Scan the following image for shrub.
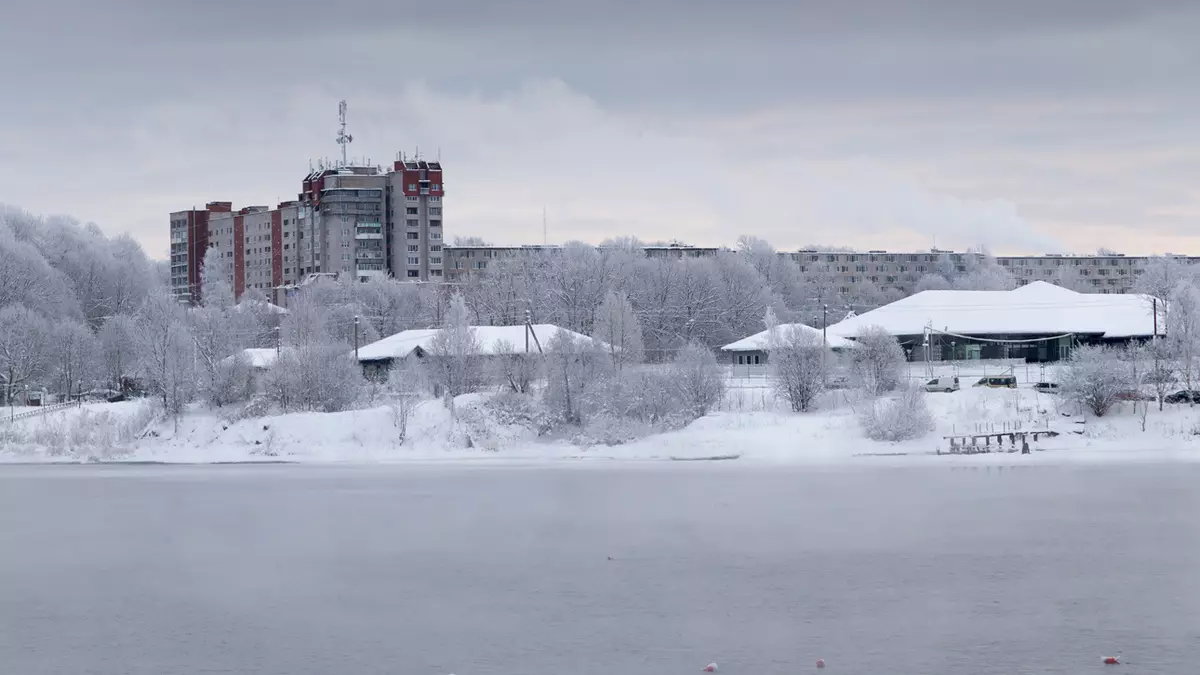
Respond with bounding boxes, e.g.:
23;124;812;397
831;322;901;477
858;386;934;442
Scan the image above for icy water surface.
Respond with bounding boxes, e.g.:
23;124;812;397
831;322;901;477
2;462;1199;674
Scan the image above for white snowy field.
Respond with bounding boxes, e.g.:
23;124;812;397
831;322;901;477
4;381;1200;465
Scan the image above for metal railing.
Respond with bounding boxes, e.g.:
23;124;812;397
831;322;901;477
2;400;82;424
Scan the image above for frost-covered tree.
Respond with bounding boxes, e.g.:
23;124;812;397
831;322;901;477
268;290;363;413
544;329;601;424
1059;345;1131;417
593;290;644;369
137;293;196;425
98;314;139;391
200;246;234;309
490;339;541;394
672;342;725;417
1168;280;1200;389
1143;337;1177;411
769;325;828;412
49;319;100;399
0;305;51;405
849;325;906;396
428;293;482;400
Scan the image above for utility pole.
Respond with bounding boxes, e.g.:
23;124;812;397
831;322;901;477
354;315;360;360
525;310;531;353
274;326;281;357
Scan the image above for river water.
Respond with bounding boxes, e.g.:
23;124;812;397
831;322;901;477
1;462;1199;674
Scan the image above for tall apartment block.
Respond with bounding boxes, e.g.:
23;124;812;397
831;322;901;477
170;156;444;305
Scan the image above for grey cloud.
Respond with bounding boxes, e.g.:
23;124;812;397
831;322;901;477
2;1;1199;257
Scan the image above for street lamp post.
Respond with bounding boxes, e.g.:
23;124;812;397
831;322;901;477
353;315;360;360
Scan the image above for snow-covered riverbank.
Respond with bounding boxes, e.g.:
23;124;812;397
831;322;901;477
5;384;1200;466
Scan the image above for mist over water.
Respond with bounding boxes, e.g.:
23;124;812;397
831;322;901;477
2;463;1199;674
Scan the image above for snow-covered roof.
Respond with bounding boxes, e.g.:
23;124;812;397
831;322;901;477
220;348;279;369
826;281;1164;339
356;324;606;362
721;323;855;351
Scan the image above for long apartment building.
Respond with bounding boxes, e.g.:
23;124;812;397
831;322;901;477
170;157;445;304
442;243;1168;296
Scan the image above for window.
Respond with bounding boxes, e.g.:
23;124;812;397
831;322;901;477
429;207;442;215
432;184;441;191
405;196;418;202
406;207;418;215
408;257;420;265
407;219;418;227
342;241;350;248
406;232;419;240
430;220;441;228
430;245;442;252
430;231;442;241
407;184;417;191
431;257;442;264
431;269;442;277
342;229;350;236
407;270;419;278
407;245;419;252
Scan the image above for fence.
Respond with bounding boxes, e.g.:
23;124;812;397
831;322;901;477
2;400;82;425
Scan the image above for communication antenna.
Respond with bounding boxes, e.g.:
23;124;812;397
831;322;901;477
336;100;353;167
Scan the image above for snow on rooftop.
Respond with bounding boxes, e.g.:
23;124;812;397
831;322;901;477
827;281;1164;339
721;323;855;351
220;348;279;369
356;324;606;362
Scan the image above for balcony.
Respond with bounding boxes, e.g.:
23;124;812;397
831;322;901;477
355;232;383;240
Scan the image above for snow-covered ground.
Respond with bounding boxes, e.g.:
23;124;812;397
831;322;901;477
5;381;1200;466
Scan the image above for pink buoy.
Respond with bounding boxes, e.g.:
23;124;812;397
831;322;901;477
703;663;718;672
816;659;826;668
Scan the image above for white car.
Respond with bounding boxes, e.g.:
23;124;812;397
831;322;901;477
924;376;960;393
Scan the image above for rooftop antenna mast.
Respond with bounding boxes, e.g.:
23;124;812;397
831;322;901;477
336;100;353;167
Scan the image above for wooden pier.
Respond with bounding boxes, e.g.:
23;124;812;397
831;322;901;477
939;430;1058;455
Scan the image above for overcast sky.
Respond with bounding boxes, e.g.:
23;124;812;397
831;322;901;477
2;0;1198;258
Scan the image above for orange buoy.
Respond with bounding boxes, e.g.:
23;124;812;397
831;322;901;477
1103;656;1120;665
703;663;718;672
816;659;826;668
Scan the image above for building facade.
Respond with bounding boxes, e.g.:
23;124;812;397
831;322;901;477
170;156;445;304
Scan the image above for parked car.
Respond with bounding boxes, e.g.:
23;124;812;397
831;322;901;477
924;376;960;393
973;375;1017;389
1032;382;1059;394
1165;390;1200;404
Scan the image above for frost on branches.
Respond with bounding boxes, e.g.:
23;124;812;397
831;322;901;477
764;315;829;413
1059;345;1131;417
849;325;905;396
858;386;934;442
427;293;483;400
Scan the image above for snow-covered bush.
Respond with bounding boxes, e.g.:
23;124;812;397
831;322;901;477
1059;345;1131;417
849;325;905;396
768;326;828;412
489;340;541;394
266;346;362;413
672;342;725;417
208;352;254;408
486;390;555;435
858;385;934;442
575;412;656;446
